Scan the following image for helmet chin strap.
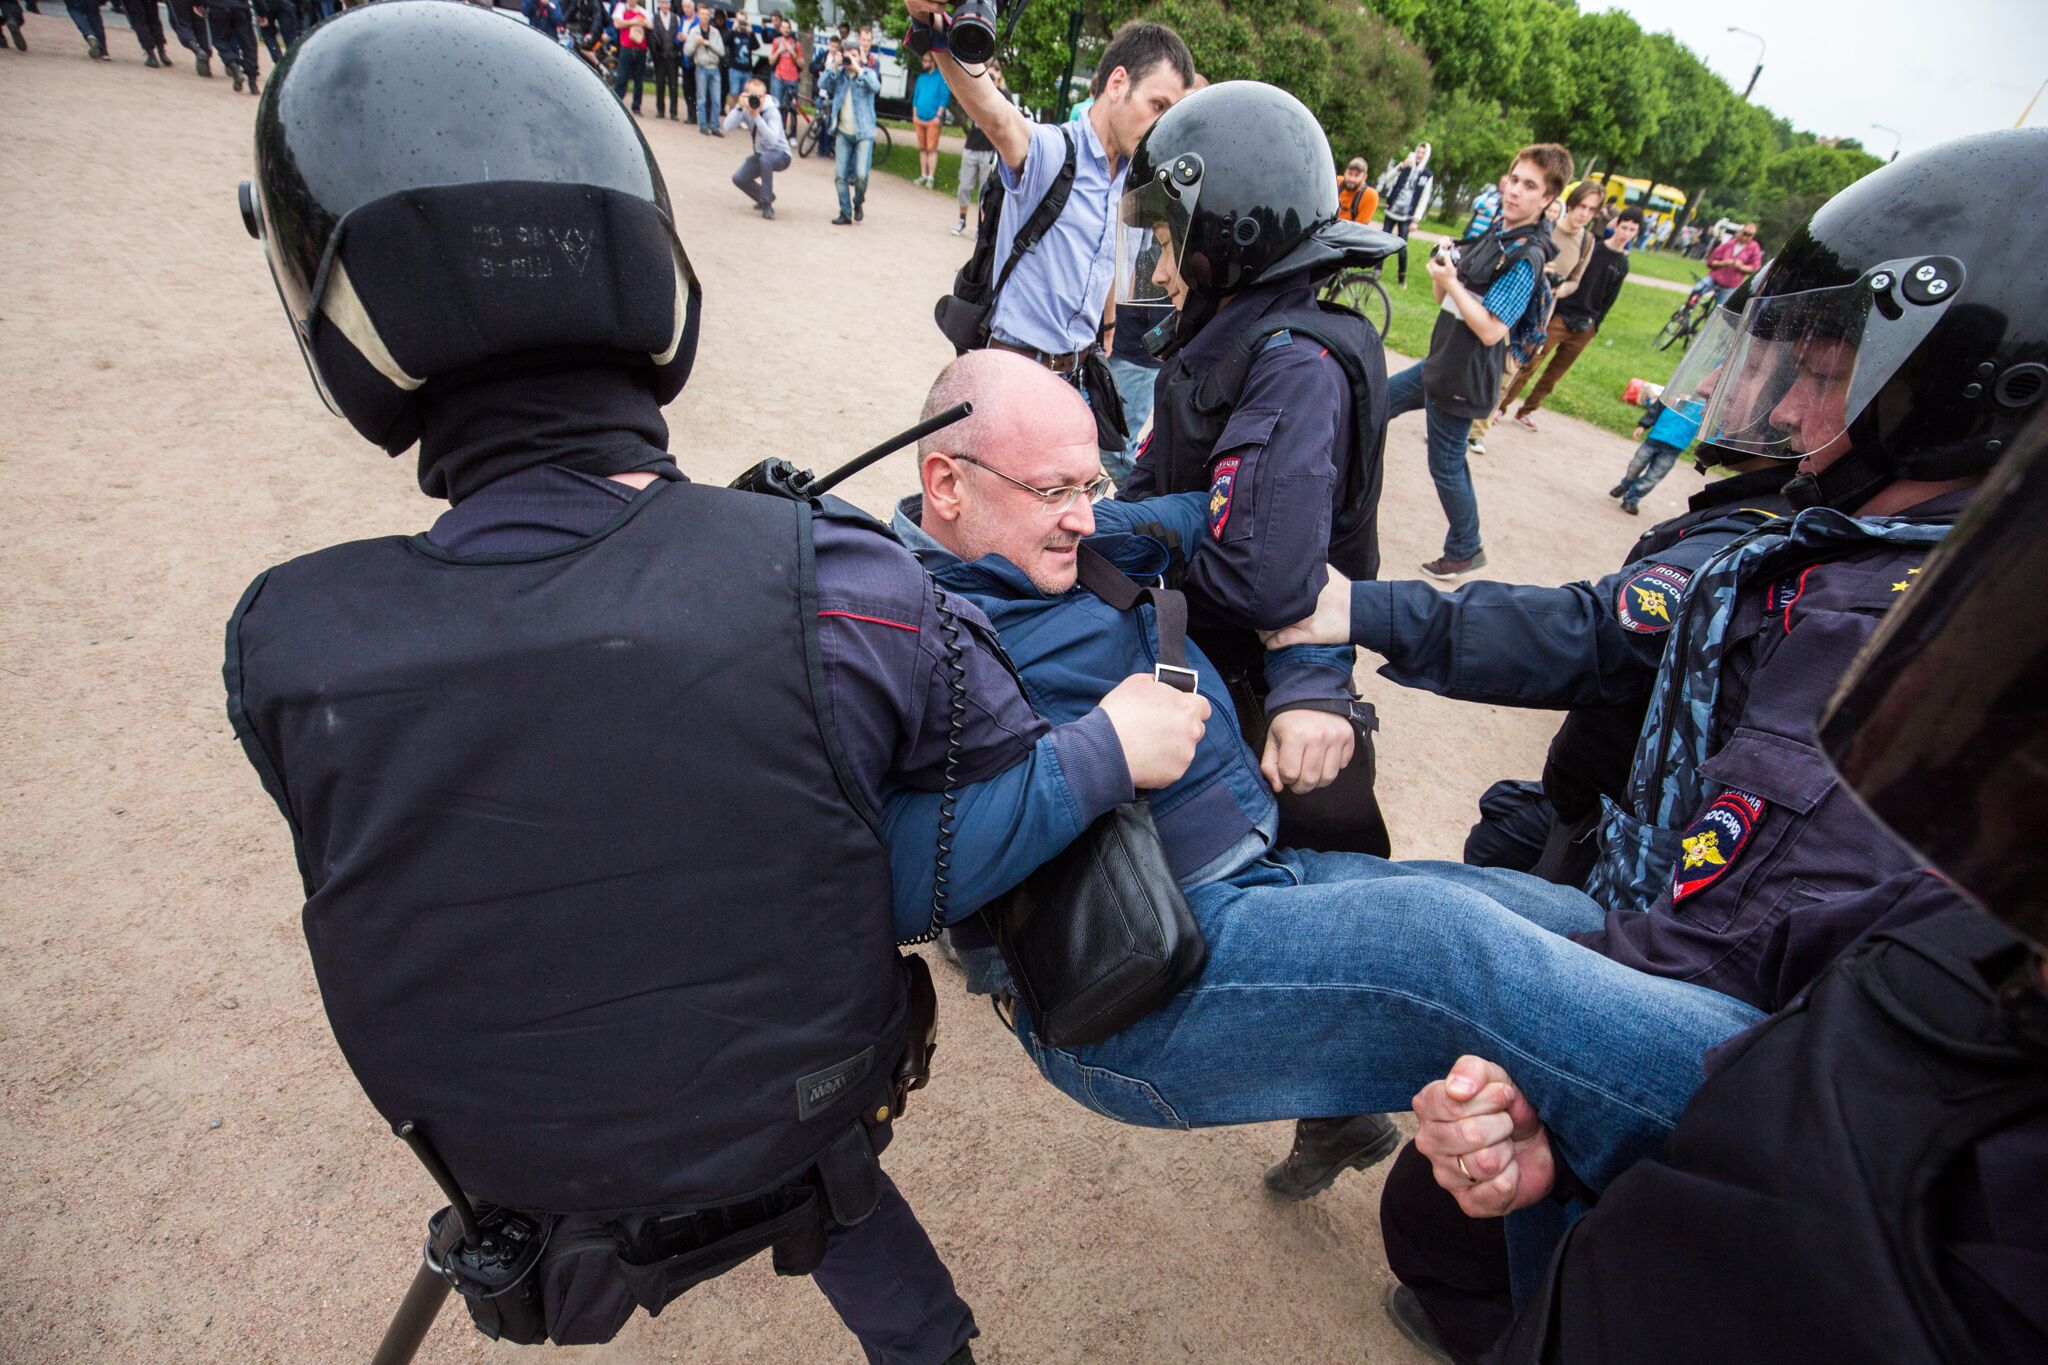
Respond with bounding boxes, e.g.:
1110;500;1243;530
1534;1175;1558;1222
1147;289;1219;361
1782;445;1896;513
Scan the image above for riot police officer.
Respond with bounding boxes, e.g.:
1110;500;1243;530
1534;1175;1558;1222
223;6;1204;1358
1264;126;2048;1359
1489;417;2048;1364
1111;80;1408;1199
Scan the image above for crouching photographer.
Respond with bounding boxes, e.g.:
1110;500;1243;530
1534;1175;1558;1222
724;76;791;218
916;2;1192;461
224;6;1209;1360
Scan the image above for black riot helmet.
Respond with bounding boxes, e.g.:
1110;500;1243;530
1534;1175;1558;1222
1692;127;2048;511
1115;81;1400;354
241;1;700;455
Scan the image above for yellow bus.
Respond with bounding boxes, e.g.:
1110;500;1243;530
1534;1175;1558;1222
1599;176;1688;241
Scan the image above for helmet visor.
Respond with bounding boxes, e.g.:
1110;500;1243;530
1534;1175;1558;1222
1115;175;1199;308
1659;306;1742;411
1697;256;1959;459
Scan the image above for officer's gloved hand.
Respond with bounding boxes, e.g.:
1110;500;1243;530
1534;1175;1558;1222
1412;1055;1557;1219
1260;565;1354;650
1261;710;1354;795
1097;673;1211;791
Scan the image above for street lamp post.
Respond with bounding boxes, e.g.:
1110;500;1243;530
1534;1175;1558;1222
1727;26;1765;101
1872;123;1902;163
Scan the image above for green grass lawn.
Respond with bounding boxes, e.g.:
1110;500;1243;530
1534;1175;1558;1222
1620;249;1712;286
873;142;963;196
1376;272;1695;439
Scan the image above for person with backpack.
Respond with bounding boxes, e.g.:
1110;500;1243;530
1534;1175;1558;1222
912;7;1193;456
1387;142;1571;579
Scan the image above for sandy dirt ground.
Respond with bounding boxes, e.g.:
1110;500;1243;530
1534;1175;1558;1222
1;18;1701;1362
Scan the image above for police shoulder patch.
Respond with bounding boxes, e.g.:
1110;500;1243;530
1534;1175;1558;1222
1208;455;1241;539
1616;562;1690;634
1671;788;1767;904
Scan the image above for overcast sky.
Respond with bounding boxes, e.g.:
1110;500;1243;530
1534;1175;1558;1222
1585;0;2046;160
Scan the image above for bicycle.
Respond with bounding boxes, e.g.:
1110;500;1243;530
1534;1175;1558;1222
1654;274;1720;352
1319;264;1392;339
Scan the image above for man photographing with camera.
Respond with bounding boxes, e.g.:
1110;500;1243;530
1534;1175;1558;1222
723;76;790;218
913;1;1192;456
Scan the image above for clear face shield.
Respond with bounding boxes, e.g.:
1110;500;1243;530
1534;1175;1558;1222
1114;154;1204;310
1695;255;1962;460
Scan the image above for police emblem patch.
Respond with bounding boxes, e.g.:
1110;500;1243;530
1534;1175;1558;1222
1616;563;1690;634
1208;456;1241;539
1671;788;1767;904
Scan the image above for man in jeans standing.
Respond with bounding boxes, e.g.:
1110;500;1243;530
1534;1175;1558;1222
1703;221;1761;304
1385;143;1570;579
685;8;723;136
820;37;879;225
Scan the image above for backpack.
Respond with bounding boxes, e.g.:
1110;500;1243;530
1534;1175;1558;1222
933;127;1079;354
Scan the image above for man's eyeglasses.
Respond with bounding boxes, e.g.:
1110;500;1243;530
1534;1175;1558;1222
955;456;1112;513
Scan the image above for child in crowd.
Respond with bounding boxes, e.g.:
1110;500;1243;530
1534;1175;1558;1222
1609;391;1706;514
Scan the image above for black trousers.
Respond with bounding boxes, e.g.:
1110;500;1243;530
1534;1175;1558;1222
165;0;208;52
1380;1141;1515;1365
121;0;165;49
1382;214;1416;282
209;5;255;74
651;55;680;117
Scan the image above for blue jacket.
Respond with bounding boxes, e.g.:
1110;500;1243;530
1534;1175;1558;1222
820;62;881;141
1643;396;1706;451
886;492;1360;921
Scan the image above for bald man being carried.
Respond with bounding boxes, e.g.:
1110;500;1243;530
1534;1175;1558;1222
875;352;1756;1201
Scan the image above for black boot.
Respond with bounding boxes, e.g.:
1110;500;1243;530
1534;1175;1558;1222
1384;1284;1453;1364
1263;1113;1401;1200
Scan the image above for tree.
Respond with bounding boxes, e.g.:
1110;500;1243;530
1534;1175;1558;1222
1419;87;1533;220
1752;141;1882;245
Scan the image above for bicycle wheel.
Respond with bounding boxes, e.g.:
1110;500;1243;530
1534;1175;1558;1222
796;114;819;159
1322;270;1392;338
872;123;895;170
1653;309;1691;351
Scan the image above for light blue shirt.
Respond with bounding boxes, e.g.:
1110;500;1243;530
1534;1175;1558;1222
988;115;1127;356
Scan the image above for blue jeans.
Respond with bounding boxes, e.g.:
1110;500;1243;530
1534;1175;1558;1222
694;64;721;131
64;0;107;47
1008;850;1762;1198
1616;436;1684;504
1103;354;1159;486
1387;360;1483;559
834;134;873;217
612;45;645;108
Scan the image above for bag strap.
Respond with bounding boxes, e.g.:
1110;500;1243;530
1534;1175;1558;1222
1075;545;1197;693
988;126;1080;304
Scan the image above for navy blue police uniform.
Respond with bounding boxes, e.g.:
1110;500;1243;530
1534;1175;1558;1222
1124;273;1393;855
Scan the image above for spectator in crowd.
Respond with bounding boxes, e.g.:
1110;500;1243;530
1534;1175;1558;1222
724;75;791;218
1609;379;1706;515
253;0;299;63
856;22;876;65
1460;180;1502;241
1;0;23;52
1338;156;1379;226
685;6;723;135
1497;204;1642;437
1470;178;1604;450
611;0;649;111
820;33;879;224
1377;141;1434;286
1703;220;1762;303
722;7;753;114
647;0;682;119
522;0;562;40
62;0;109;58
1101;242;1164;487
164;0;215;73
118;0;171;64
952;59;1010;236
209;0;260;92
768;14;800;134
911;51;948;189
1386;142;1571;578
811;34;844;159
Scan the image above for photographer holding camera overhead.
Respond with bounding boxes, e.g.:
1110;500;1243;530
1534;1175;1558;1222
912;0;1192;460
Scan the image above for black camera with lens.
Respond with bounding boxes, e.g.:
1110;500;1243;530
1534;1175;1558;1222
746;92;762;109
905;0;1011;66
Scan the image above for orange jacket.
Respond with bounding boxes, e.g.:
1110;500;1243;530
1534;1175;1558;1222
1339;183;1379;224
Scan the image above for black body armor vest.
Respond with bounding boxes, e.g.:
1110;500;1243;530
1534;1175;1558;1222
226;480;905;1216
1149;300;1389;586
1503;909;2048;1365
